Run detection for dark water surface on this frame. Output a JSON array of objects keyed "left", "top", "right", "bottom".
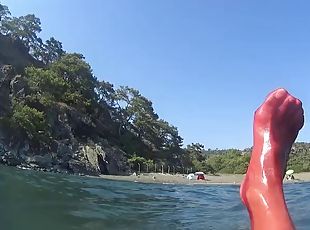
[{"left": 0, "top": 165, "right": 309, "bottom": 230}]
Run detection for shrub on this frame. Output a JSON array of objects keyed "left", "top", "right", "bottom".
[{"left": 11, "top": 102, "right": 48, "bottom": 141}]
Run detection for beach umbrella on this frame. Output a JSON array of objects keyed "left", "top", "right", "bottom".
[
  {"left": 194, "top": 172, "right": 205, "bottom": 175},
  {"left": 286, "top": 169, "right": 294, "bottom": 175}
]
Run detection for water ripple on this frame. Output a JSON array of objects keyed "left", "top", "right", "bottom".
[{"left": 0, "top": 166, "right": 309, "bottom": 230}]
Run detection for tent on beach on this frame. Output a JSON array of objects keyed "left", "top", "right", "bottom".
[
  {"left": 186, "top": 172, "right": 206, "bottom": 180},
  {"left": 195, "top": 172, "right": 205, "bottom": 180},
  {"left": 187, "top": 173, "right": 195, "bottom": 180}
]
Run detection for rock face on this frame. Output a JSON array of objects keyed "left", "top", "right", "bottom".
[
  {"left": 0, "top": 65, "right": 130, "bottom": 176},
  {"left": 76, "top": 141, "right": 131, "bottom": 175}
]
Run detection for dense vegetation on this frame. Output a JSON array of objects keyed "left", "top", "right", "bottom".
[
  {"left": 0, "top": 3, "right": 185, "bottom": 171},
  {"left": 0, "top": 3, "right": 309, "bottom": 175}
]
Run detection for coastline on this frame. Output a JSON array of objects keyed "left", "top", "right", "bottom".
[
  {"left": 98, "top": 172, "right": 310, "bottom": 185},
  {"left": 11, "top": 164, "right": 310, "bottom": 186}
]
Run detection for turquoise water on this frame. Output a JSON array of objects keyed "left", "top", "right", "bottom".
[{"left": 0, "top": 165, "right": 309, "bottom": 230}]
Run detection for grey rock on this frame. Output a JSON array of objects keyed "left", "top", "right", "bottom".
[
  {"left": 68, "top": 159, "right": 98, "bottom": 176},
  {"left": 25, "top": 154, "right": 53, "bottom": 168},
  {"left": 79, "top": 142, "right": 129, "bottom": 175},
  {"left": 10, "top": 75, "right": 28, "bottom": 98}
]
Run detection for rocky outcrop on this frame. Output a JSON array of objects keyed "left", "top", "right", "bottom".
[
  {"left": 0, "top": 135, "right": 130, "bottom": 176},
  {"left": 0, "top": 65, "right": 130, "bottom": 176},
  {"left": 0, "top": 32, "right": 132, "bottom": 177},
  {"left": 79, "top": 141, "right": 129, "bottom": 175}
]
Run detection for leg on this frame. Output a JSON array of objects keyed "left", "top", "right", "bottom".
[{"left": 240, "top": 88, "right": 304, "bottom": 230}]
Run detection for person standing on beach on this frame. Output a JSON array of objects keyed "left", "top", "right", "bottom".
[{"left": 240, "top": 88, "right": 304, "bottom": 230}]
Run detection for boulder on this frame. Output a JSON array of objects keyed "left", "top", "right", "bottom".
[
  {"left": 68, "top": 159, "right": 98, "bottom": 176},
  {"left": 81, "top": 142, "right": 129, "bottom": 175},
  {"left": 101, "top": 146, "right": 129, "bottom": 175}
]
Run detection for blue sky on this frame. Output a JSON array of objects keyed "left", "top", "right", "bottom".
[{"left": 3, "top": 0, "right": 310, "bottom": 149}]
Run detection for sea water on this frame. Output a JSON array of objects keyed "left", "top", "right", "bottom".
[{"left": 0, "top": 165, "right": 309, "bottom": 230}]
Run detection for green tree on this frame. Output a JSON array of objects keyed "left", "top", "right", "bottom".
[
  {"left": 114, "top": 86, "right": 148, "bottom": 126},
  {"left": 0, "top": 3, "right": 10, "bottom": 21},
  {"left": 26, "top": 66, "right": 68, "bottom": 105},
  {"left": 49, "top": 53, "right": 97, "bottom": 107},
  {"left": 156, "top": 120, "right": 183, "bottom": 152},
  {"left": 206, "top": 149, "right": 250, "bottom": 174},
  {"left": 25, "top": 53, "right": 98, "bottom": 109},
  {"left": 96, "top": 80, "right": 116, "bottom": 108},
  {"left": 32, "top": 37, "right": 65, "bottom": 64},
  {"left": 11, "top": 101, "right": 48, "bottom": 141},
  {"left": 186, "top": 143, "right": 206, "bottom": 162},
  {"left": 206, "top": 154, "right": 224, "bottom": 172},
  {"left": 1, "top": 14, "right": 41, "bottom": 48},
  {"left": 114, "top": 86, "right": 157, "bottom": 140},
  {"left": 114, "top": 86, "right": 183, "bottom": 152},
  {"left": 128, "top": 154, "right": 147, "bottom": 172},
  {"left": 44, "top": 37, "right": 65, "bottom": 62}
]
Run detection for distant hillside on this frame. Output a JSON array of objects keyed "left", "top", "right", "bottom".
[
  {"left": 287, "top": 142, "right": 310, "bottom": 172},
  {"left": 195, "top": 142, "right": 310, "bottom": 174}
]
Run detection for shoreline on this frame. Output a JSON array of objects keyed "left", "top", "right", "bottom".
[
  {"left": 9, "top": 164, "right": 310, "bottom": 186},
  {"left": 98, "top": 172, "right": 310, "bottom": 185}
]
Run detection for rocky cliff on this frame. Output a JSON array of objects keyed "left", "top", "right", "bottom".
[{"left": 0, "top": 63, "right": 130, "bottom": 176}]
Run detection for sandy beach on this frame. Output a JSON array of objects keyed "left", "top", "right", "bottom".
[{"left": 99, "top": 172, "right": 310, "bottom": 185}]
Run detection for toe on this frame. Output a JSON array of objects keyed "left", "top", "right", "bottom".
[
  {"left": 274, "top": 88, "right": 288, "bottom": 99},
  {"left": 295, "top": 98, "right": 302, "bottom": 108},
  {"left": 279, "top": 96, "right": 298, "bottom": 118},
  {"left": 257, "top": 88, "right": 288, "bottom": 115},
  {"left": 294, "top": 107, "right": 304, "bottom": 131},
  {"left": 288, "top": 107, "right": 304, "bottom": 133},
  {"left": 266, "top": 88, "right": 288, "bottom": 105}
]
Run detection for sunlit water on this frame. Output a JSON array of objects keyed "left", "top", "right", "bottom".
[{"left": 0, "top": 165, "right": 309, "bottom": 230}]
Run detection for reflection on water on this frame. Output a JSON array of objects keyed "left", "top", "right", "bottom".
[{"left": 0, "top": 165, "right": 309, "bottom": 230}]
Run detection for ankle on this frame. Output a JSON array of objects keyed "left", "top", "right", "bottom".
[{"left": 242, "top": 185, "right": 294, "bottom": 229}]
